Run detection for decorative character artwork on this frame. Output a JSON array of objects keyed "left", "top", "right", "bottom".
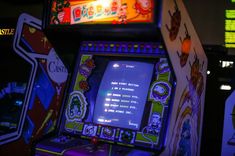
[
  {"left": 103, "top": 127, "right": 114, "bottom": 138},
  {"left": 111, "top": 0, "right": 119, "bottom": 15},
  {"left": 150, "top": 82, "right": 171, "bottom": 104},
  {"left": 130, "top": 57, "right": 173, "bottom": 149},
  {"left": 87, "top": 5, "right": 95, "bottom": 19},
  {"left": 69, "top": 97, "right": 82, "bottom": 118},
  {"left": 146, "top": 112, "right": 162, "bottom": 135},
  {"left": 78, "top": 57, "right": 96, "bottom": 92},
  {"left": 161, "top": 0, "right": 207, "bottom": 155},
  {"left": 52, "top": 0, "right": 154, "bottom": 25},
  {"left": 165, "top": 0, "right": 181, "bottom": 41},
  {"left": 79, "top": 80, "right": 89, "bottom": 91},
  {"left": 171, "top": 52, "right": 204, "bottom": 155},
  {"left": 149, "top": 59, "right": 172, "bottom": 105},
  {"left": 141, "top": 112, "right": 162, "bottom": 148},
  {"left": 187, "top": 53, "right": 204, "bottom": 103},
  {"left": 177, "top": 119, "right": 191, "bottom": 156},
  {"left": 79, "top": 58, "right": 95, "bottom": 78},
  {"left": 221, "top": 91, "right": 235, "bottom": 156},
  {"left": 18, "top": 15, "right": 68, "bottom": 144},
  {"left": 66, "top": 91, "right": 88, "bottom": 122},
  {"left": 82, "top": 124, "right": 98, "bottom": 137},
  {"left": 118, "top": 3, "right": 128, "bottom": 24},
  {"left": 155, "top": 59, "right": 170, "bottom": 74},
  {"left": 134, "top": 0, "right": 153, "bottom": 16},
  {"left": 64, "top": 55, "right": 95, "bottom": 133},
  {"left": 119, "top": 129, "right": 135, "bottom": 144},
  {"left": 177, "top": 24, "right": 191, "bottom": 67},
  {"left": 100, "top": 127, "right": 116, "bottom": 140},
  {"left": 51, "top": 0, "right": 70, "bottom": 24}
]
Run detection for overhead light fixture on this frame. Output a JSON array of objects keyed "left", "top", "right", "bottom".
[
  {"left": 220, "top": 84, "right": 232, "bottom": 90},
  {"left": 207, "top": 70, "right": 211, "bottom": 75},
  {"left": 219, "top": 60, "right": 234, "bottom": 68}
]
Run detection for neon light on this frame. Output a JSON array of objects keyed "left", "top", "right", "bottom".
[
  {"left": 225, "top": 10, "right": 235, "bottom": 48},
  {"left": 226, "top": 10, "right": 235, "bottom": 18},
  {"left": 220, "top": 85, "right": 232, "bottom": 91},
  {"left": 225, "top": 20, "right": 235, "bottom": 31},
  {"left": 225, "top": 43, "right": 235, "bottom": 48},
  {"left": 221, "top": 61, "right": 234, "bottom": 68},
  {"left": 225, "top": 31, "right": 235, "bottom": 48},
  {"left": 225, "top": 32, "right": 235, "bottom": 43}
]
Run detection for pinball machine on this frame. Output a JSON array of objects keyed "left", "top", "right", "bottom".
[{"left": 32, "top": 0, "right": 208, "bottom": 156}]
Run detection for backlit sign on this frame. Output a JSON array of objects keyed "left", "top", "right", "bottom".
[
  {"left": 50, "top": 0, "right": 154, "bottom": 25},
  {"left": 225, "top": 10, "right": 235, "bottom": 48}
]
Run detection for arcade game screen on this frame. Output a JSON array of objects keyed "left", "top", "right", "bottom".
[
  {"left": 93, "top": 60, "right": 153, "bottom": 130},
  {"left": 0, "top": 82, "right": 27, "bottom": 135},
  {"left": 59, "top": 42, "right": 175, "bottom": 151},
  {"left": 0, "top": 43, "right": 32, "bottom": 138}
]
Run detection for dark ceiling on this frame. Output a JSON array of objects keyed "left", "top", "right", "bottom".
[{"left": 0, "top": 0, "right": 43, "bottom": 19}]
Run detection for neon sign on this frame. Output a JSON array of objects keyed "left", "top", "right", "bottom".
[{"left": 225, "top": 10, "right": 235, "bottom": 48}]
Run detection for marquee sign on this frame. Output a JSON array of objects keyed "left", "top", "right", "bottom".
[{"left": 49, "top": 0, "right": 155, "bottom": 25}]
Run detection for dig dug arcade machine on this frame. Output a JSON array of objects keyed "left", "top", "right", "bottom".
[{"left": 34, "top": 0, "right": 207, "bottom": 155}]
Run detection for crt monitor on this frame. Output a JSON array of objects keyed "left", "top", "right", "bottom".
[
  {"left": 61, "top": 41, "right": 175, "bottom": 151},
  {"left": 93, "top": 61, "right": 154, "bottom": 131}
]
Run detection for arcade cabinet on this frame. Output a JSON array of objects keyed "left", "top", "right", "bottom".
[
  {"left": 35, "top": 0, "right": 207, "bottom": 156},
  {"left": 221, "top": 90, "right": 235, "bottom": 156},
  {"left": 0, "top": 14, "right": 68, "bottom": 156},
  {"left": 0, "top": 19, "right": 30, "bottom": 145}
]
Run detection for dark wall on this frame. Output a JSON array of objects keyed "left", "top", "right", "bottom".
[
  {"left": 184, "top": 0, "right": 225, "bottom": 46},
  {"left": 0, "top": 1, "right": 43, "bottom": 19},
  {"left": 201, "top": 46, "right": 235, "bottom": 156}
]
